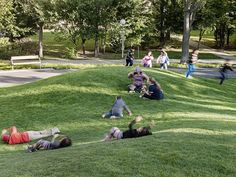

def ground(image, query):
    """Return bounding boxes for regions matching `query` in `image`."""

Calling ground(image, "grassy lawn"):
[0,66,236,177]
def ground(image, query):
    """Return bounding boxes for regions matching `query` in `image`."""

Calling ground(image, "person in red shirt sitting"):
[1,126,60,145]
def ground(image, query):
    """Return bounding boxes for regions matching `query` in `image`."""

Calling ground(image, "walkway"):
[0,69,75,87]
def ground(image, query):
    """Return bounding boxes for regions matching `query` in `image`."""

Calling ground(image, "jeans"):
[186,64,195,78]
[104,111,123,118]
[219,71,226,85]
[126,59,133,66]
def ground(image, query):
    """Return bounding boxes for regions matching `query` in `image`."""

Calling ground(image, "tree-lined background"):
[0,0,236,62]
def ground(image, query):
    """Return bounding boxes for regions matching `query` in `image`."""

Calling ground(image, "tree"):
[181,0,205,63]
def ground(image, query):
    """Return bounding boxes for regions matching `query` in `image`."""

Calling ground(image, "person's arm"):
[128,72,133,78]
[128,116,143,130]
[123,101,132,116]
[10,126,17,135]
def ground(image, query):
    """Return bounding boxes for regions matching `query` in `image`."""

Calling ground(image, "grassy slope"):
[0,66,236,177]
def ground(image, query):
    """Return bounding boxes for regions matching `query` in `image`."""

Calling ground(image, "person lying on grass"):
[103,116,153,141]
[140,77,164,100]
[1,126,60,145]
[27,134,72,152]
[128,67,149,93]
[102,96,132,118]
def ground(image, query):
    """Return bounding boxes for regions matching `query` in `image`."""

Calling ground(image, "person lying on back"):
[103,116,153,141]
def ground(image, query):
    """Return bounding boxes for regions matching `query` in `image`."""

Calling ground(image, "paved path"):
[0,69,75,87]
[169,68,236,78]
[172,35,236,60]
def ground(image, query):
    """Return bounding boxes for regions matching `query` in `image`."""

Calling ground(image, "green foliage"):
[0,66,236,176]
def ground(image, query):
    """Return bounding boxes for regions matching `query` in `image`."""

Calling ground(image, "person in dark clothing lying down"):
[103,116,152,141]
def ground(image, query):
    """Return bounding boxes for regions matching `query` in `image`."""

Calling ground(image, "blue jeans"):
[104,111,123,118]
[186,64,195,78]
[219,71,226,85]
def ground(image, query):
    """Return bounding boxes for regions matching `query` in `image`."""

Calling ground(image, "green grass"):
[0,66,236,177]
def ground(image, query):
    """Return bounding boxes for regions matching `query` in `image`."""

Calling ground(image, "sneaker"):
[128,90,135,93]
[51,127,60,135]
[102,114,106,118]
[110,116,117,119]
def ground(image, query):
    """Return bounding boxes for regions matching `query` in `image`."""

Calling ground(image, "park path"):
[0,69,76,87]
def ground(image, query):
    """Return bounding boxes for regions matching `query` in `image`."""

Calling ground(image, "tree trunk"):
[82,38,86,55]
[39,23,44,58]
[159,0,165,47]
[181,1,190,63]
[94,32,99,57]
[226,28,231,47]
[197,28,205,49]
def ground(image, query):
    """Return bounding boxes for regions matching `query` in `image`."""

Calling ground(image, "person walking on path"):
[126,48,135,66]
[103,116,153,141]
[1,126,60,145]
[186,49,199,79]
[27,134,72,152]
[156,50,170,70]
[142,51,154,68]
[219,59,234,85]
[102,96,132,118]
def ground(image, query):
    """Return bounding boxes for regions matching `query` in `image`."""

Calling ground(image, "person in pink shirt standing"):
[142,51,154,68]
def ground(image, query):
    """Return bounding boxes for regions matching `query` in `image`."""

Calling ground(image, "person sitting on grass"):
[140,77,164,100]
[27,134,72,152]
[103,116,153,141]
[219,59,234,85]
[1,126,60,145]
[102,96,132,118]
[128,67,149,93]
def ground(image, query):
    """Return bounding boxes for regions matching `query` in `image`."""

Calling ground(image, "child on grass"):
[1,126,60,145]
[27,134,72,152]
[103,116,153,141]
[128,67,149,93]
[102,96,132,118]
[140,77,164,100]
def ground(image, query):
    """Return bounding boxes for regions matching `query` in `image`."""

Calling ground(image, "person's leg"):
[27,127,60,141]
[130,59,133,66]
[186,64,192,78]
[102,111,113,118]
[220,72,225,85]
[142,93,153,99]
[126,59,129,66]
[104,127,123,141]
[128,84,136,92]
[160,63,164,69]
[164,63,167,70]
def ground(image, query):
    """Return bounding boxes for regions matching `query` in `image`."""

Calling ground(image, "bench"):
[10,55,42,70]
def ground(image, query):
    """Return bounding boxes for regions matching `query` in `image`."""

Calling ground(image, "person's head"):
[192,48,199,54]
[116,96,122,100]
[2,134,10,143]
[137,126,152,136]
[149,77,158,85]
[148,51,152,56]
[59,137,72,148]
[134,67,142,74]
